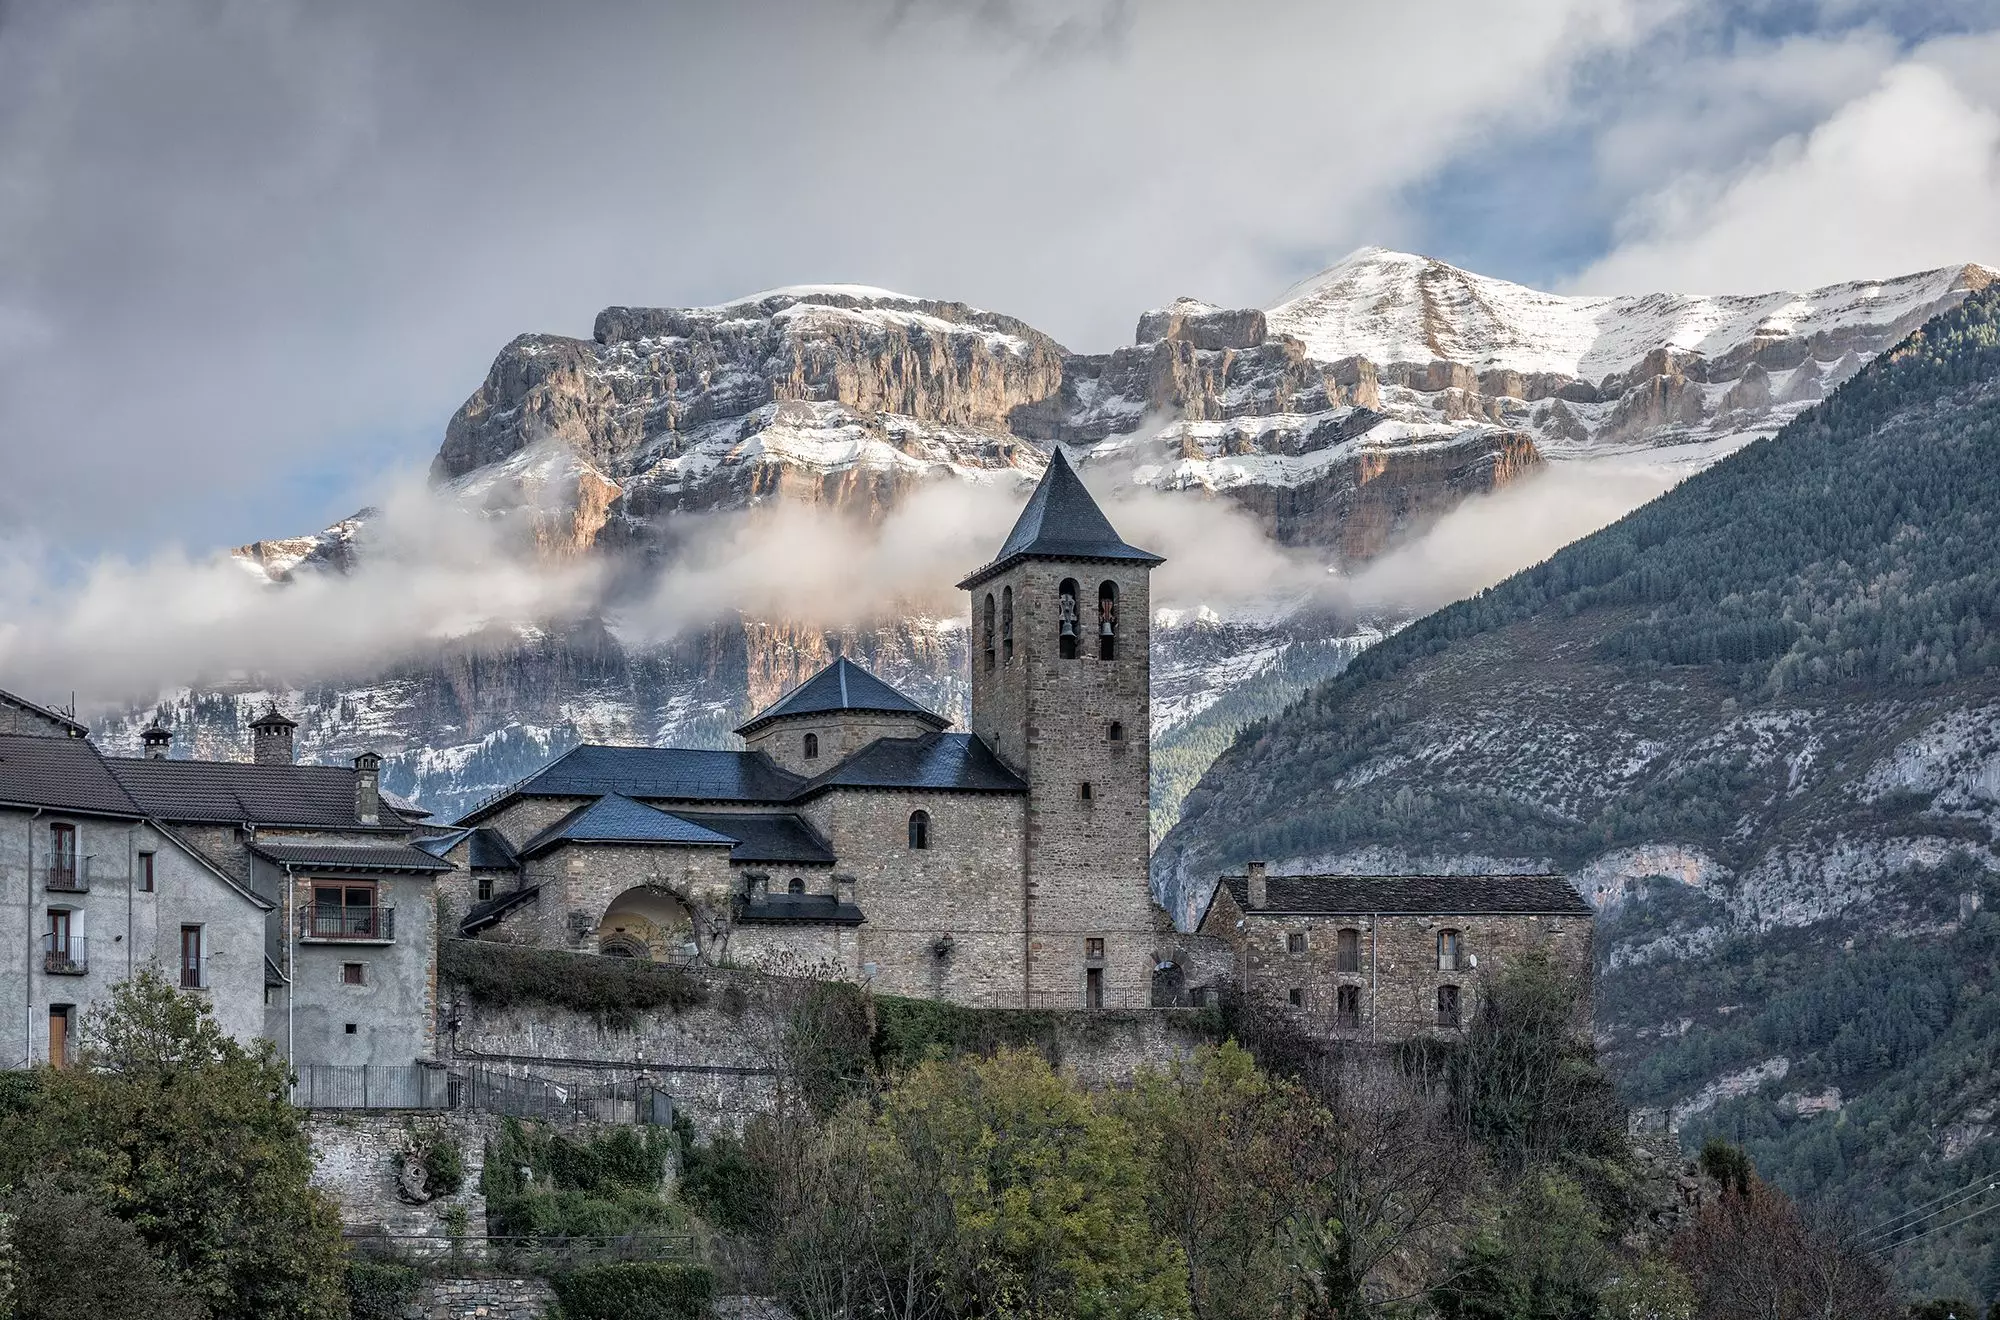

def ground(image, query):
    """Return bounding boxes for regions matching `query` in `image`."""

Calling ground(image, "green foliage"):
[0,971,347,1320]
[1433,1172,1610,1320]
[3,1184,204,1320]
[675,1119,769,1235]
[549,1261,715,1320]
[483,1119,684,1244]
[1698,1141,1754,1196]
[1594,1258,1696,1320]
[782,980,874,1117]
[345,1260,422,1320]
[441,938,707,1028]
[405,1119,467,1197]
[871,994,1108,1070]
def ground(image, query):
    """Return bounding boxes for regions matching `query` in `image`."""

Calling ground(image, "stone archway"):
[597,886,697,963]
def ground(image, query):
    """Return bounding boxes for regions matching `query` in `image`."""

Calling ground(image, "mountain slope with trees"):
[1155,286,2000,1294]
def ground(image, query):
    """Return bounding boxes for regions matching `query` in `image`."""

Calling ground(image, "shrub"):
[549,1261,714,1320]
[484,1119,684,1242]
[345,1260,422,1320]
[406,1120,466,1197]
[3,1185,203,1320]
[441,939,707,1028]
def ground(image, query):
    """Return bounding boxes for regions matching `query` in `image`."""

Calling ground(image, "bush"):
[442,939,707,1028]
[345,1260,422,1320]
[483,1119,684,1243]
[677,1121,769,1234]
[549,1261,714,1320]
[3,1184,203,1320]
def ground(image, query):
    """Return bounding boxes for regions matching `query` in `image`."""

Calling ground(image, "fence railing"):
[45,856,92,893]
[301,906,396,941]
[291,1063,673,1126]
[42,933,87,975]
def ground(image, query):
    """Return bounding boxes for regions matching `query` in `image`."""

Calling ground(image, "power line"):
[1862,1179,1999,1243]
[1870,1198,2000,1256]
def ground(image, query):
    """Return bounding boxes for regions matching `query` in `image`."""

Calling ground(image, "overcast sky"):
[2,0,1997,564]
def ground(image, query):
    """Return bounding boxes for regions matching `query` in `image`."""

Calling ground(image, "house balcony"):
[45,857,92,893]
[301,907,396,943]
[43,935,87,975]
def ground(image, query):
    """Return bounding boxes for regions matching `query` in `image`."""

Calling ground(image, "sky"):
[0,0,1997,705]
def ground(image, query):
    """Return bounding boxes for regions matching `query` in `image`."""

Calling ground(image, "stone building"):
[0,689,447,1079]
[452,449,1170,1008]
[1195,863,1593,1040]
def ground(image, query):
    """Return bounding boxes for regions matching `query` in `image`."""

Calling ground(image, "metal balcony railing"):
[45,856,91,893]
[42,934,87,975]
[180,959,207,990]
[301,906,395,941]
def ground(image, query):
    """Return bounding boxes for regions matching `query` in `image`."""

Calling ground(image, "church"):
[445,450,1168,1009]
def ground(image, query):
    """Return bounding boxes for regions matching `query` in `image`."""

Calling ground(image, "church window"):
[1336,984,1361,1028]
[1336,927,1361,973]
[1287,931,1306,954]
[1058,579,1080,659]
[908,810,930,850]
[1437,928,1462,971]
[1098,581,1118,660]
[1107,720,1124,742]
[1079,781,1092,801]
[1002,586,1014,662]
[1437,984,1462,1028]
[1085,937,1104,961]
[1287,988,1304,1008]
[983,594,996,671]
[788,877,806,895]
[803,732,820,760]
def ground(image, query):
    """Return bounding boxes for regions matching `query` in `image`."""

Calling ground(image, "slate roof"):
[959,447,1163,589]
[734,893,866,926]
[108,757,413,829]
[416,826,520,869]
[735,658,948,736]
[0,734,142,815]
[667,812,838,865]
[463,745,806,822]
[1211,872,1591,922]
[0,688,88,737]
[248,841,456,873]
[518,793,741,858]
[799,732,1027,795]
[462,883,541,936]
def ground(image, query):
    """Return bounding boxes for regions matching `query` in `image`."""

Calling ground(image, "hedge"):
[345,1260,421,1320]
[549,1261,714,1320]
[440,939,707,1028]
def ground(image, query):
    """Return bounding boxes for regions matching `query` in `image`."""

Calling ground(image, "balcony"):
[180,959,207,990]
[301,906,396,943]
[43,934,87,975]
[44,856,92,893]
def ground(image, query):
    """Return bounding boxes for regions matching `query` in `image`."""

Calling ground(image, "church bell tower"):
[960,447,1163,1008]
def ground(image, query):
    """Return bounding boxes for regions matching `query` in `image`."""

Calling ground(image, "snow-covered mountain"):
[107,250,1996,823]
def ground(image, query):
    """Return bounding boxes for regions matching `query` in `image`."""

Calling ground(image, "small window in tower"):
[1058,578,1080,659]
[1107,721,1124,742]
[983,594,997,671]
[1079,781,1092,802]
[1098,581,1118,660]
[788,877,806,895]
[1085,937,1105,961]
[804,732,820,760]
[1287,931,1307,954]
[908,810,931,850]
[1287,988,1304,1009]
[1002,586,1015,662]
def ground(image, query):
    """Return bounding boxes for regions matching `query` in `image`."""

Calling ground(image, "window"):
[1107,720,1124,742]
[982,594,997,671]
[1097,581,1118,660]
[180,925,203,989]
[477,872,494,902]
[1002,586,1014,663]
[311,882,380,938]
[47,822,77,889]
[1079,781,1092,801]
[788,877,806,895]
[342,962,365,986]
[1437,928,1462,972]
[344,1023,358,1034]
[1085,937,1105,961]
[1437,984,1462,1029]
[44,909,81,973]
[1058,578,1080,659]
[1085,966,1105,1010]
[137,851,155,892]
[1287,988,1304,1008]
[1287,931,1307,954]
[908,810,930,850]
[1336,927,1361,974]
[1336,984,1362,1029]
[803,732,820,760]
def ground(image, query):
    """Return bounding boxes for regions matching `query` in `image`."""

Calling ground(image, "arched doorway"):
[596,886,697,963]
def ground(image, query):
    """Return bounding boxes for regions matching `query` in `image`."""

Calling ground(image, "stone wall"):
[412,1276,554,1320]
[307,1110,491,1246]
[745,712,941,776]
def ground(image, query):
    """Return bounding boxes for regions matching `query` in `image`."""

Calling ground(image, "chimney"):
[835,873,856,908]
[1246,860,1268,911]
[353,751,381,825]
[140,721,172,760]
[250,705,298,766]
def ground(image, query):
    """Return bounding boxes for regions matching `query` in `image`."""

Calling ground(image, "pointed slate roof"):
[958,447,1163,589]
[518,792,742,858]
[735,657,948,736]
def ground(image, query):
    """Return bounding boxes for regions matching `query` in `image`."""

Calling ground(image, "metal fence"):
[294,1063,454,1110]
[292,1063,673,1126]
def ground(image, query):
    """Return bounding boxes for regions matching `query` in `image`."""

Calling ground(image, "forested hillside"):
[1156,287,2000,1294]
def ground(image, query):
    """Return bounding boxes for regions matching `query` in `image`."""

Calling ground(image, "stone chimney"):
[835,874,856,908]
[140,721,172,760]
[353,751,381,825]
[250,705,297,766]
[1246,860,1268,911]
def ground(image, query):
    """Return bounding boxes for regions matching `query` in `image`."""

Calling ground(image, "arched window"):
[1336,927,1361,974]
[982,594,996,671]
[788,877,806,895]
[1098,580,1118,660]
[1436,928,1462,971]
[1002,586,1014,663]
[1437,984,1463,1028]
[1107,720,1124,742]
[1057,578,1079,659]
[803,732,820,760]
[908,810,930,850]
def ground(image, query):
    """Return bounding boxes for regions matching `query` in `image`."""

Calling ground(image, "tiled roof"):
[0,734,142,815]
[734,893,866,926]
[248,841,456,873]
[801,732,1027,795]
[462,884,540,936]
[959,447,1162,589]
[667,812,838,864]
[518,793,741,858]
[1214,872,1591,919]
[0,688,88,737]
[108,757,413,829]
[735,658,947,736]
[416,826,519,869]
[464,745,805,821]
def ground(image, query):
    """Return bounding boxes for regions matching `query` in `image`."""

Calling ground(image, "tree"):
[1431,1171,1610,1320]
[0,971,347,1320]
[2,1184,204,1320]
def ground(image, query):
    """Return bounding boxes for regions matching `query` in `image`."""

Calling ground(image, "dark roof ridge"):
[735,656,948,736]
[958,446,1162,590]
[1206,871,1590,922]
[792,729,1027,798]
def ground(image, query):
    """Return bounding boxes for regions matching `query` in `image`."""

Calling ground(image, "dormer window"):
[803,732,820,760]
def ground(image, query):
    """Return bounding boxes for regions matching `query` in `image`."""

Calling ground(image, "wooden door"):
[48,1007,68,1067]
